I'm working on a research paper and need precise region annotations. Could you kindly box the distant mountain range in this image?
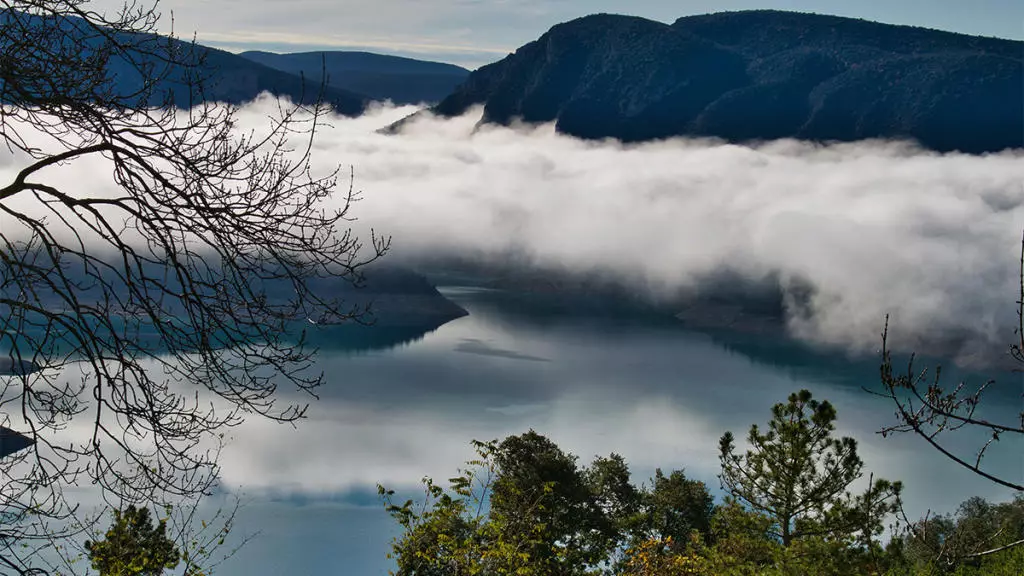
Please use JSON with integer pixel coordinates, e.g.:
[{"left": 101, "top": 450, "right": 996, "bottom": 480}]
[
  {"left": 1, "top": 9, "right": 365, "bottom": 113},
  {"left": 3, "top": 9, "right": 469, "bottom": 114},
  {"left": 240, "top": 51, "right": 470, "bottom": 105},
  {"left": 136, "top": 45, "right": 369, "bottom": 114},
  {"left": 114, "top": 43, "right": 468, "bottom": 111},
  {"left": 17, "top": 9, "right": 1021, "bottom": 153},
  {"left": 422, "top": 10, "right": 1023, "bottom": 153}
]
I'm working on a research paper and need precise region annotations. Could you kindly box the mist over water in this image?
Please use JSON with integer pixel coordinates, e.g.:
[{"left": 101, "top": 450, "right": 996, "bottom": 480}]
[
  {"left": 4, "top": 97, "right": 1022, "bottom": 361},
  {"left": 288, "top": 100, "right": 1024, "bottom": 362}
]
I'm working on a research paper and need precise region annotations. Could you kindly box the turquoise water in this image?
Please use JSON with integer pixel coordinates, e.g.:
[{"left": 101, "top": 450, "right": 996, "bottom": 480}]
[{"left": 178, "top": 286, "right": 1022, "bottom": 575}]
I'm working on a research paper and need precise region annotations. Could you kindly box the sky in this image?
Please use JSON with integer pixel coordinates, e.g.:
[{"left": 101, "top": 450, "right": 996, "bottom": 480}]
[{"left": 90, "top": 0, "right": 1024, "bottom": 68}]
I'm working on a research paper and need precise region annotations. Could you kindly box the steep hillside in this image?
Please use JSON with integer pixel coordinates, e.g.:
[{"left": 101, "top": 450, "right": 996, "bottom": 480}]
[
  {"left": 0, "top": 10, "right": 367, "bottom": 114},
  {"left": 160, "top": 46, "right": 368, "bottom": 113},
  {"left": 425, "top": 10, "right": 1023, "bottom": 153},
  {"left": 241, "top": 51, "right": 470, "bottom": 104}
]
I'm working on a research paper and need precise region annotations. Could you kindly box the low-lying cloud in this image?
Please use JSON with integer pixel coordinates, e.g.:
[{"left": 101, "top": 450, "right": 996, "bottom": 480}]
[
  {"left": 4, "top": 97, "right": 1024, "bottom": 363},
  {"left": 295, "top": 101, "right": 1024, "bottom": 362}
]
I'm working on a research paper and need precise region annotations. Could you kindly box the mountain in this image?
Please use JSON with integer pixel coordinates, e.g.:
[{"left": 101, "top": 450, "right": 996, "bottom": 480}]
[
  {"left": 104, "top": 35, "right": 368, "bottom": 114},
  {"left": 240, "top": 51, "right": 471, "bottom": 104},
  {"left": 154, "top": 46, "right": 368, "bottom": 113},
  {"left": 423, "top": 10, "right": 1023, "bottom": 153},
  {"left": 315, "top": 263, "right": 469, "bottom": 329},
  {"left": 0, "top": 262, "right": 468, "bottom": 362},
  {"left": 1, "top": 10, "right": 366, "bottom": 114}
]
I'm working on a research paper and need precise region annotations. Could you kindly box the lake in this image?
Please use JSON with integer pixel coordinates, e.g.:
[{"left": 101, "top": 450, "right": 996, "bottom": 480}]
[{"left": 206, "top": 285, "right": 1021, "bottom": 576}]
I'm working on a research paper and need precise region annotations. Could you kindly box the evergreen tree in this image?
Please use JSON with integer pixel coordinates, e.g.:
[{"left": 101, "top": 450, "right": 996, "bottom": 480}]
[
  {"left": 381, "top": 432, "right": 641, "bottom": 576},
  {"left": 85, "top": 505, "right": 180, "bottom": 576},
  {"left": 718, "top": 390, "right": 901, "bottom": 548}
]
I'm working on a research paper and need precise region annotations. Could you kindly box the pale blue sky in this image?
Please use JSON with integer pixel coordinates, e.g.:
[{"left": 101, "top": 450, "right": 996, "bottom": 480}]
[{"left": 111, "top": 0, "right": 1023, "bottom": 68}]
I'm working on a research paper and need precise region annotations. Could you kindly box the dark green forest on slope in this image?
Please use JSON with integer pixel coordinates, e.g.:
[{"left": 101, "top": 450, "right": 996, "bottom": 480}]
[{"left": 427, "top": 10, "right": 1023, "bottom": 154}]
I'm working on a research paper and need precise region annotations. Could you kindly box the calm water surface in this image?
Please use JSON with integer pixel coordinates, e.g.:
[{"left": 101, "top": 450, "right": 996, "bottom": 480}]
[{"left": 211, "top": 286, "right": 1022, "bottom": 576}]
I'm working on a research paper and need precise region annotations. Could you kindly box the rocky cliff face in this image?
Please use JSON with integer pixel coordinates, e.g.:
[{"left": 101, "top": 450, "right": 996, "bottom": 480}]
[{"left": 428, "top": 10, "right": 1023, "bottom": 153}]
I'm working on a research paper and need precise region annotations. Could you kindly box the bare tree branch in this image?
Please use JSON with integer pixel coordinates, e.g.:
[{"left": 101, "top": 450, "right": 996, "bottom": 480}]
[
  {"left": 870, "top": 231, "right": 1024, "bottom": 566},
  {"left": 0, "top": 1, "right": 388, "bottom": 572}
]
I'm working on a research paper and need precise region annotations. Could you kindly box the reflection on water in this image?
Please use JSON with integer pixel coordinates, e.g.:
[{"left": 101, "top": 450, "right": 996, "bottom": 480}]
[
  {"left": 303, "top": 322, "right": 447, "bottom": 354},
  {"left": 210, "top": 286, "right": 1021, "bottom": 576}
]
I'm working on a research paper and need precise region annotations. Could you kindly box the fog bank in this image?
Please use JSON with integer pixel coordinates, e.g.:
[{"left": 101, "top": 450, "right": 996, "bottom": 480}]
[
  {"left": 3, "top": 97, "right": 1023, "bottom": 362},
  {"left": 297, "top": 101, "right": 1024, "bottom": 362}
]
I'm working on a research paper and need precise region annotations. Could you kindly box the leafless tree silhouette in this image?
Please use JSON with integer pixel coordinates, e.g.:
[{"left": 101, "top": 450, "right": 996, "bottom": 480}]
[
  {"left": 0, "top": 1, "right": 387, "bottom": 572},
  {"left": 871, "top": 233, "right": 1024, "bottom": 560}
]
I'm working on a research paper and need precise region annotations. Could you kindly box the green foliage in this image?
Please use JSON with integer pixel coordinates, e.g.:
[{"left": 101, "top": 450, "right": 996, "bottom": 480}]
[
  {"left": 586, "top": 454, "right": 643, "bottom": 535},
  {"left": 719, "top": 389, "right": 902, "bottom": 548},
  {"left": 643, "top": 468, "right": 715, "bottom": 547},
  {"left": 380, "top": 432, "right": 645, "bottom": 575},
  {"left": 85, "top": 505, "right": 180, "bottom": 576},
  {"left": 489, "top": 430, "right": 621, "bottom": 572},
  {"left": 893, "top": 494, "right": 1024, "bottom": 574},
  {"left": 621, "top": 535, "right": 711, "bottom": 575},
  {"left": 709, "top": 498, "right": 778, "bottom": 568},
  {"left": 379, "top": 391, "right": 1023, "bottom": 576}
]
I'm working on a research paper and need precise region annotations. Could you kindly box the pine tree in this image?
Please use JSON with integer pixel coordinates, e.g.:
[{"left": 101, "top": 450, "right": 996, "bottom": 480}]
[
  {"left": 718, "top": 390, "right": 901, "bottom": 547},
  {"left": 85, "top": 506, "right": 180, "bottom": 576}
]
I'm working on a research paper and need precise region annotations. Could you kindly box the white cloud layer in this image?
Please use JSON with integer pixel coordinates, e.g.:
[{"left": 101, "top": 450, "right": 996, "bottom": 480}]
[
  {"left": 280, "top": 101, "right": 1023, "bottom": 362},
  {"left": 4, "top": 97, "right": 1023, "bottom": 362}
]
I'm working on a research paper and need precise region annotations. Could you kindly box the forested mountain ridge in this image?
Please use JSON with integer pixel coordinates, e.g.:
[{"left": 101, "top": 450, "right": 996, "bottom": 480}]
[
  {"left": 3, "top": 9, "right": 472, "bottom": 113},
  {"left": 240, "top": 50, "right": 471, "bottom": 104},
  {"left": 424, "top": 10, "right": 1023, "bottom": 153},
  {"left": 0, "top": 8, "right": 367, "bottom": 113}
]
